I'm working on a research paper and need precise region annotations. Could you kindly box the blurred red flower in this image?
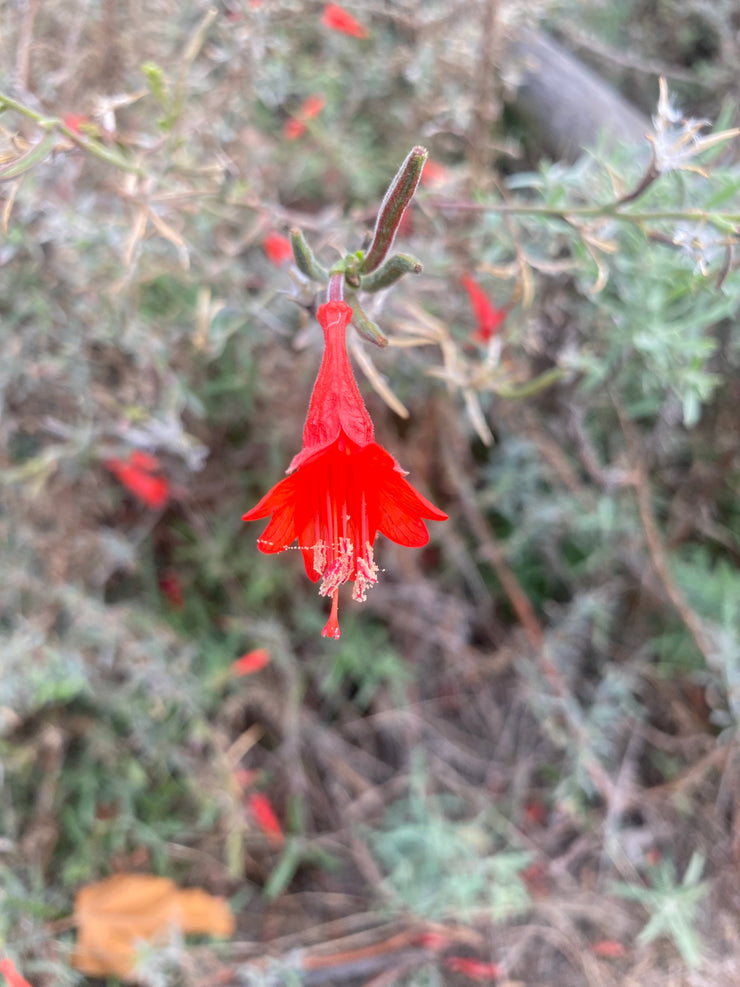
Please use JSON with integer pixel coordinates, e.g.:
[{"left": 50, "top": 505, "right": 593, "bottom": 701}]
[
  {"left": 263, "top": 231, "right": 293, "bottom": 266},
  {"left": 62, "top": 113, "right": 90, "bottom": 135},
  {"left": 591, "top": 940, "right": 627, "bottom": 959},
  {"left": 0, "top": 958, "right": 32, "bottom": 987},
  {"left": 231, "top": 648, "right": 271, "bottom": 676},
  {"left": 443, "top": 956, "right": 502, "bottom": 980},
  {"left": 242, "top": 301, "right": 447, "bottom": 639},
  {"left": 460, "top": 273, "right": 508, "bottom": 343},
  {"left": 419, "top": 159, "right": 447, "bottom": 186},
  {"left": 322, "top": 4, "right": 368, "bottom": 38},
  {"left": 104, "top": 451, "right": 169, "bottom": 509},
  {"left": 158, "top": 570, "right": 184, "bottom": 608},
  {"left": 247, "top": 792, "right": 284, "bottom": 847},
  {"left": 283, "top": 94, "right": 325, "bottom": 140}
]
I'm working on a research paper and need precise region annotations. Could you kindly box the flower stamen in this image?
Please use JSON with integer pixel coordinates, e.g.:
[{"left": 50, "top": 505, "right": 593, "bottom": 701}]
[{"left": 322, "top": 590, "right": 341, "bottom": 639}]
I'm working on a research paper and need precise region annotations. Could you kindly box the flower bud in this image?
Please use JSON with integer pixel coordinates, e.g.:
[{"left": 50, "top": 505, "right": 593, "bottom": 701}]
[
  {"left": 360, "top": 146, "right": 427, "bottom": 274},
  {"left": 359, "top": 252, "right": 422, "bottom": 292},
  {"left": 350, "top": 298, "right": 388, "bottom": 347},
  {"left": 290, "top": 227, "right": 328, "bottom": 282}
]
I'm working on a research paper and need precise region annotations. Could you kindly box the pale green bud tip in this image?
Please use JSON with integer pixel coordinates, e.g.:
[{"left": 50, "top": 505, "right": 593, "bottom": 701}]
[{"left": 290, "top": 227, "right": 328, "bottom": 282}]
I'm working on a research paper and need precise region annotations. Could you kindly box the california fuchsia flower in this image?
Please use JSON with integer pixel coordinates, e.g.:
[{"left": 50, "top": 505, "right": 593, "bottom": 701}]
[
  {"left": 62, "top": 113, "right": 91, "bottom": 136},
  {"left": 242, "top": 301, "right": 447, "bottom": 639},
  {"left": 263, "top": 231, "right": 293, "bottom": 266},
  {"left": 460, "top": 273, "right": 508, "bottom": 343},
  {"left": 247, "top": 792, "right": 284, "bottom": 847},
  {"left": 231, "top": 648, "right": 271, "bottom": 676},
  {"left": 322, "top": 4, "right": 368, "bottom": 38},
  {"left": 104, "top": 450, "right": 169, "bottom": 509},
  {"left": 283, "top": 94, "right": 325, "bottom": 140},
  {"left": 443, "top": 956, "right": 503, "bottom": 980},
  {"left": 0, "top": 958, "right": 33, "bottom": 987}
]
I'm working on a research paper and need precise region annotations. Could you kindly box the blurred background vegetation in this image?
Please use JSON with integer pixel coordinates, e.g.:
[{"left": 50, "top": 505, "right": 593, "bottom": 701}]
[{"left": 1, "top": 1, "right": 740, "bottom": 984}]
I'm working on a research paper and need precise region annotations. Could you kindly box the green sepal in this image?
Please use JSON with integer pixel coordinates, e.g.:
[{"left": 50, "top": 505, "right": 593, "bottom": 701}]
[
  {"left": 348, "top": 296, "right": 388, "bottom": 348},
  {"left": 290, "top": 227, "right": 328, "bottom": 282},
  {"left": 359, "top": 252, "right": 422, "bottom": 292}
]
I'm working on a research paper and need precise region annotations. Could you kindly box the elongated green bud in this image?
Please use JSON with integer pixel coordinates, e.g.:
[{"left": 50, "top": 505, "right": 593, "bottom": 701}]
[
  {"left": 359, "top": 252, "right": 422, "bottom": 292},
  {"left": 360, "top": 145, "right": 427, "bottom": 274},
  {"left": 349, "top": 297, "right": 388, "bottom": 347},
  {"left": 0, "top": 132, "right": 56, "bottom": 181},
  {"left": 290, "top": 227, "right": 328, "bottom": 282}
]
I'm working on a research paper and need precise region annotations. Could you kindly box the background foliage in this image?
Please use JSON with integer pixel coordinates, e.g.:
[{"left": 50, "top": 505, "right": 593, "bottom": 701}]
[{"left": 1, "top": 0, "right": 740, "bottom": 984}]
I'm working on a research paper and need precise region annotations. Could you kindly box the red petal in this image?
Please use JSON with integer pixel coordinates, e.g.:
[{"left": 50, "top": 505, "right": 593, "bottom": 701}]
[
  {"left": 128, "top": 450, "right": 162, "bottom": 472},
  {"left": 62, "top": 113, "right": 89, "bottom": 135},
  {"left": 360, "top": 446, "right": 447, "bottom": 547}
]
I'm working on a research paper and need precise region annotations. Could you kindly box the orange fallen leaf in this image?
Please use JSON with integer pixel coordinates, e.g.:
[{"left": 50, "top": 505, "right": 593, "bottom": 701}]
[{"left": 71, "top": 873, "right": 234, "bottom": 979}]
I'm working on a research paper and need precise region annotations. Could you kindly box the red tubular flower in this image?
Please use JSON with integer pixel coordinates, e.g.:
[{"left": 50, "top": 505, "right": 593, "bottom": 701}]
[
  {"left": 242, "top": 301, "right": 447, "bottom": 639},
  {"left": 591, "top": 940, "right": 627, "bottom": 959},
  {"left": 443, "top": 957, "right": 503, "bottom": 980},
  {"left": 283, "top": 94, "right": 325, "bottom": 140},
  {"left": 460, "top": 273, "right": 508, "bottom": 343},
  {"left": 231, "top": 648, "right": 271, "bottom": 676},
  {"left": 247, "top": 792, "right": 284, "bottom": 847},
  {"left": 62, "top": 113, "right": 91, "bottom": 135},
  {"left": 263, "top": 231, "right": 293, "bottom": 266},
  {"left": 0, "top": 958, "right": 32, "bottom": 987},
  {"left": 322, "top": 4, "right": 368, "bottom": 38},
  {"left": 104, "top": 451, "right": 170, "bottom": 509}
]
